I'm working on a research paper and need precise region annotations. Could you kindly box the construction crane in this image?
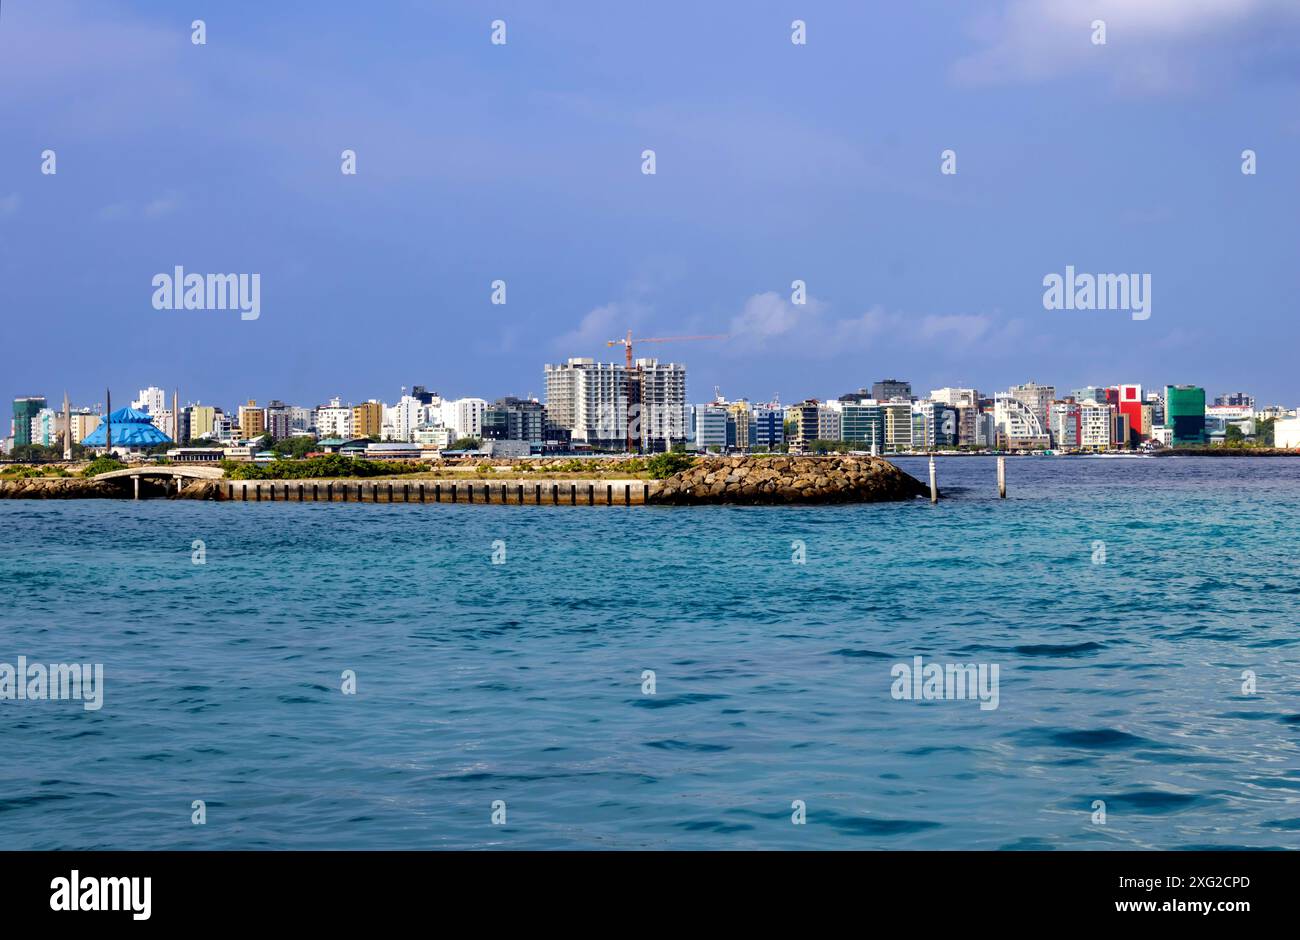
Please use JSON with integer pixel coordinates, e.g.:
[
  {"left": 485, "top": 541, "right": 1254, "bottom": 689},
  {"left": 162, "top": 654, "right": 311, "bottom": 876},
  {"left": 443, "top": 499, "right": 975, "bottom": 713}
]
[{"left": 605, "top": 330, "right": 726, "bottom": 453}]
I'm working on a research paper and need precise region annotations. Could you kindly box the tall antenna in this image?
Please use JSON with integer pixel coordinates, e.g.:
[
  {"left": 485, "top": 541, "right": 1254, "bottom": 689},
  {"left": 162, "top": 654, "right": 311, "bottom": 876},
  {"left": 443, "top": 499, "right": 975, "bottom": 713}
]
[{"left": 105, "top": 388, "right": 112, "bottom": 454}]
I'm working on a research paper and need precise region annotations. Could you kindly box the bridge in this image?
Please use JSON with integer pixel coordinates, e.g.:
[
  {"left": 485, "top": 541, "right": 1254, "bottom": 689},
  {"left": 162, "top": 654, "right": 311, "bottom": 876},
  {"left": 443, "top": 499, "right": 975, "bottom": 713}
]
[{"left": 94, "top": 465, "right": 225, "bottom": 498}]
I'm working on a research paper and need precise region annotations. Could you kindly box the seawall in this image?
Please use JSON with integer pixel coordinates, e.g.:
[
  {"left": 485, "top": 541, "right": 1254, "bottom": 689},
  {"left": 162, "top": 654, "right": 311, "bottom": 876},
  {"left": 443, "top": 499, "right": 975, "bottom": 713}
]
[
  {"left": 651, "top": 455, "right": 929, "bottom": 504},
  {"left": 0, "top": 456, "right": 930, "bottom": 505},
  {"left": 188, "top": 478, "right": 651, "bottom": 505}
]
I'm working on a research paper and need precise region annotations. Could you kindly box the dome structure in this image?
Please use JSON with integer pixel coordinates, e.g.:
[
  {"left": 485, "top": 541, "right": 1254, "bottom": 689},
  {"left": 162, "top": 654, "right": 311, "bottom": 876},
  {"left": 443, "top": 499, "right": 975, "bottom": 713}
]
[{"left": 80, "top": 407, "right": 173, "bottom": 449}]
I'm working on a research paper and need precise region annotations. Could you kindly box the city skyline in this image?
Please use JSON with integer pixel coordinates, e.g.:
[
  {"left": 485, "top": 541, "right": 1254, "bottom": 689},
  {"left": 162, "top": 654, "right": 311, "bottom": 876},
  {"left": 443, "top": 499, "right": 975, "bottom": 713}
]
[
  {"left": 11, "top": 364, "right": 1292, "bottom": 455},
  {"left": 4, "top": 1, "right": 1300, "bottom": 408}
]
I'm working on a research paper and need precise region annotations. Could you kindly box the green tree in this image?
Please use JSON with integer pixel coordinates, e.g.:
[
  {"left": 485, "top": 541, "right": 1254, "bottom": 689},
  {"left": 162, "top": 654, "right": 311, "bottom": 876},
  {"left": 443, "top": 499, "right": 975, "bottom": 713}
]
[
  {"left": 81, "top": 456, "right": 126, "bottom": 477},
  {"left": 646, "top": 452, "right": 694, "bottom": 479},
  {"left": 1257, "top": 417, "right": 1276, "bottom": 447},
  {"left": 272, "top": 435, "right": 319, "bottom": 459},
  {"left": 450, "top": 437, "right": 482, "bottom": 450}
]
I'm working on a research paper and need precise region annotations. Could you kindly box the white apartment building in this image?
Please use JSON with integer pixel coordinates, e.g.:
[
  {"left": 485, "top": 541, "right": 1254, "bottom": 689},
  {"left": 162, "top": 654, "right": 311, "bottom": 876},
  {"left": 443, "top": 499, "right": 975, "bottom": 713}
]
[
  {"left": 1008, "top": 382, "right": 1055, "bottom": 434},
  {"left": 1049, "top": 401, "right": 1080, "bottom": 448},
  {"left": 817, "top": 405, "right": 841, "bottom": 442},
  {"left": 1079, "top": 404, "right": 1112, "bottom": 449},
  {"left": 131, "top": 386, "right": 167, "bottom": 416},
  {"left": 29, "top": 408, "right": 58, "bottom": 446},
  {"left": 413, "top": 425, "right": 456, "bottom": 449},
  {"left": 439, "top": 398, "right": 487, "bottom": 441},
  {"left": 315, "top": 397, "right": 353, "bottom": 439},
  {"left": 151, "top": 409, "right": 174, "bottom": 437},
  {"left": 994, "top": 394, "right": 1051, "bottom": 448},
  {"left": 384, "top": 395, "right": 424, "bottom": 442}
]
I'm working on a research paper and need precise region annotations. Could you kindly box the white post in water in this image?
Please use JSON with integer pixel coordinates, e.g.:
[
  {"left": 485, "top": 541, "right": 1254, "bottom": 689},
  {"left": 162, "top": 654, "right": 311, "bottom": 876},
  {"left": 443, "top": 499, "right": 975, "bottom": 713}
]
[
  {"left": 929, "top": 455, "right": 938, "bottom": 504},
  {"left": 997, "top": 456, "right": 1006, "bottom": 498},
  {"left": 133, "top": 475, "right": 140, "bottom": 501}
]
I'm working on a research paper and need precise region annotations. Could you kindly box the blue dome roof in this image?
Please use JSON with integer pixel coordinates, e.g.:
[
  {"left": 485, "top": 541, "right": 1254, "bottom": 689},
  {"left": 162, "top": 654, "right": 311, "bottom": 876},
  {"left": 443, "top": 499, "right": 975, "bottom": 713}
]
[{"left": 80, "top": 407, "right": 173, "bottom": 447}]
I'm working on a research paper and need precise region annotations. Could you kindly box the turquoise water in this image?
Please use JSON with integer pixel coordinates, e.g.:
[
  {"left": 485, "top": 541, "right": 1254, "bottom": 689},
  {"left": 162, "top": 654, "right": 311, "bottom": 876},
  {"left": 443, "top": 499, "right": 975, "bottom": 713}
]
[{"left": 1, "top": 456, "right": 1298, "bottom": 850}]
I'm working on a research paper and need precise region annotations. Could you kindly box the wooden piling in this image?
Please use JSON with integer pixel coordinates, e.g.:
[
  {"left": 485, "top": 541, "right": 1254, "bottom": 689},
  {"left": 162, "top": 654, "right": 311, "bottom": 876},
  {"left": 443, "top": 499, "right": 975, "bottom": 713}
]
[{"left": 997, "top": 456, "right": 1007, "bottom": 498}]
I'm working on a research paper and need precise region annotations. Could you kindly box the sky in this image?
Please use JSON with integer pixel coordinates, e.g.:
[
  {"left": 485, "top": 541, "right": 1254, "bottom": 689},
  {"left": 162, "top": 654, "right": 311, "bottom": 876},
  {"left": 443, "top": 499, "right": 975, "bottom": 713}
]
[{"left": 3, "top": 0, "right": 1300, "bottom": 412}]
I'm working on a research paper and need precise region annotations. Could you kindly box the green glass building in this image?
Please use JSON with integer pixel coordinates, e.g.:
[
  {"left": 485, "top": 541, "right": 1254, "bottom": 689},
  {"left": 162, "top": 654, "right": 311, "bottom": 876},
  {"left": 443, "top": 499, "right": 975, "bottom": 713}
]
[
  {"left": 11, "top": 397, "right": 47, "bottom": 448},
  {"left": 840, "top": 403, "right": 885, "bottom": 449},
  {"left": 1164, "top": 385, "right": 1206, "bottom": 445}
]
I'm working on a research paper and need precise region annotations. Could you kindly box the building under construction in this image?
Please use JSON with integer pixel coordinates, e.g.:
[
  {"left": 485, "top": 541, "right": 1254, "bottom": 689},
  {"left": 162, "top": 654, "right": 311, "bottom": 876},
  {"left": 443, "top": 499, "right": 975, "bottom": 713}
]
[{"left": 543, "top": 357, "right": 689, "bottom": 452}]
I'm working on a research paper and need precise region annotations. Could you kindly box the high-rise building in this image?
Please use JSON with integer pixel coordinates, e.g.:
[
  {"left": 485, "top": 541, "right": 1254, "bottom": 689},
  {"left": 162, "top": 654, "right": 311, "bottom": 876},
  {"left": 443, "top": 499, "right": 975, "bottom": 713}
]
[
  {"left": 239, "top": 400, "right": 267, "bottom": 440},
  {"left": 438, "top": 398, "right": 487, "bottom": 442},
  {"left": 291, "top": 406, "right": 315, "bottom": 436},
  {"left": 635, "top": 359, "right": 689, "bottom": 450},
  {"left": 882, "top": 401, "right": 914, "bottom": 451},
  {"left": 930, "top": 388, "right": 980, "bottom": 446},
  {"left": 483, "top": 397, "right": 546, "bottom": 447},
  {"left": 1050, "top": 401, "right": 1081, "bottom": 449},
  {"left": 385, "top": 395, "right": 424, "bottom": 442},
  {"left": 841, "top": 402, "right": 885, "bottom": 450},
  {"left": 786, "top": 401, "right": 820, "bottom": 445},
  {"left": 1079, "top": 403, "right": 1112, "bottom": 449},
  {"left": 1214, "top": 392, "right": 1254, "bottom": 409},
  {"left": 544, "top": 358, "right": 686, "bottom": 451},
  {"left": 130, "top": 387, "right": 166, "bottom": 416},
  {"left": 1164, "top": 385, "right": 1206, "bottom": 445},
  {"left": 694, "top": 403, "right": 729, "bottom": 451},
  {"left": 352, "top": 401, "right": 383, "bottom": 439},
  {"left": 264, "top": 400, "right": 293, "bottom": 439},
  {"left": 69, "top": 411, "right": 100, "bottom": 446},
  {"left": 131, "top": 386, "right": 167, "bottom": 416},
  {"left": 871, "top": 378, "right": 913, "bottom": 402},
  {"left": 727, "top": 401, "right": 752, "bottom": 450},
  {"left": 994, "top": 394, "right": 1050, "bottom": 449},
  {"left": 751, "top": 405, "right": 785, "bottom": 450},
  {"left": 1008, "top": 382, "right": 1055, "bottom": 435},
  {"left": 11, "top": 397, "right": 46, "bottom": 448},
  {"left": 187, "top": 405, "right": 217, "bottom": 441},
  {"left": 315, "top": 398, "right": 353, "bottom": 439},
  {"left": 1072, "top": 386, "right": 1108, "bottom": 405},
  {"left": 816, "top": 405, "right": 841, "bottom": 442},
  {"left": 914, "top": 401, "right": 959, "bottom": 449},
  {"left": 1116, "top": 384, "right": 1144, "bottom": 444},
  {"left": 29, "top": 408, "right": 58, "bottom": 447}
]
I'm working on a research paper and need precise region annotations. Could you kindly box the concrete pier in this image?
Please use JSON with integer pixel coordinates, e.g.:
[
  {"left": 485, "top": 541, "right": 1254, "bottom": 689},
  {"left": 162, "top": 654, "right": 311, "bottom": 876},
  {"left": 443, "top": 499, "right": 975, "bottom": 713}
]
[{"left": 217, "top": 478, "right": 650, "bottom": 505}]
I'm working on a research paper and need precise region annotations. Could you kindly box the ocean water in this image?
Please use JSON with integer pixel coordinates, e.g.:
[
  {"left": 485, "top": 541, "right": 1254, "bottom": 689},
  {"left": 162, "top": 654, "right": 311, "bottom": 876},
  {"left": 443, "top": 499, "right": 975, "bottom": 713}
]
[{"left": 1, "top": 456, "right": 1298, "bottom": 850}]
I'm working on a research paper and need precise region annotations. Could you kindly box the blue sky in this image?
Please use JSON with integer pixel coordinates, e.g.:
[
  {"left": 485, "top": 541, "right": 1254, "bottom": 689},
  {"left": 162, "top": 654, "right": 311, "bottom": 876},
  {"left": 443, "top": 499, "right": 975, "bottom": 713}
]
[{"left": 3, "top": 0, "right": 1300, "bottom": 411}]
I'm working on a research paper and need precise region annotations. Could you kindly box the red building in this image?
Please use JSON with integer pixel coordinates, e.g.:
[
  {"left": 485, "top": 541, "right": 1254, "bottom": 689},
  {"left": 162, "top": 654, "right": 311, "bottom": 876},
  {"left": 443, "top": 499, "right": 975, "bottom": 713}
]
[{"left": 1116, "top": 384, "right": 1144, "bottom": 444}]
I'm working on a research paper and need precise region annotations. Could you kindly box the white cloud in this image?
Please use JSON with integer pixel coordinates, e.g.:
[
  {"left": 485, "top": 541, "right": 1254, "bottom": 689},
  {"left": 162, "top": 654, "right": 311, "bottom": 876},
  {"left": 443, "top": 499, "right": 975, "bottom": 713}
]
[
  {"left": 143, "top": 193, "right": 182, "bottom": 218},
  {"left": 727, "top": 295, "right": 1013, "bottom": 360},
  {"left": 95, "top": 194, "right": 183, "bottom": 222},
  {"left": 953, "top": 0, "right": 1300, "bottom": 91},
  {"left": 729, "top": 291, "right": 810, "bottom": 341},
  {"left": 919, "top": 314, "right": 994, "bottom": 347},
  {"left": 555, "top": 301, "right": 648, "bottom": 354}
]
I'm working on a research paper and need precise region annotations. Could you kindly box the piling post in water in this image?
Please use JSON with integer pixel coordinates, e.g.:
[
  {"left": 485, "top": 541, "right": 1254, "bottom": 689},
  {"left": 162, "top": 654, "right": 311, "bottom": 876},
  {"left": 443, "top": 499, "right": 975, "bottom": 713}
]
[
  {"left": 929, "top": 456, "right": 938, "bottom": 504},
  {"left": 997, "top": 456, "right": 1007, "bottom": 498},
  {"left": 133, "top": 475, "right": 139, "bottom": 500}
]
